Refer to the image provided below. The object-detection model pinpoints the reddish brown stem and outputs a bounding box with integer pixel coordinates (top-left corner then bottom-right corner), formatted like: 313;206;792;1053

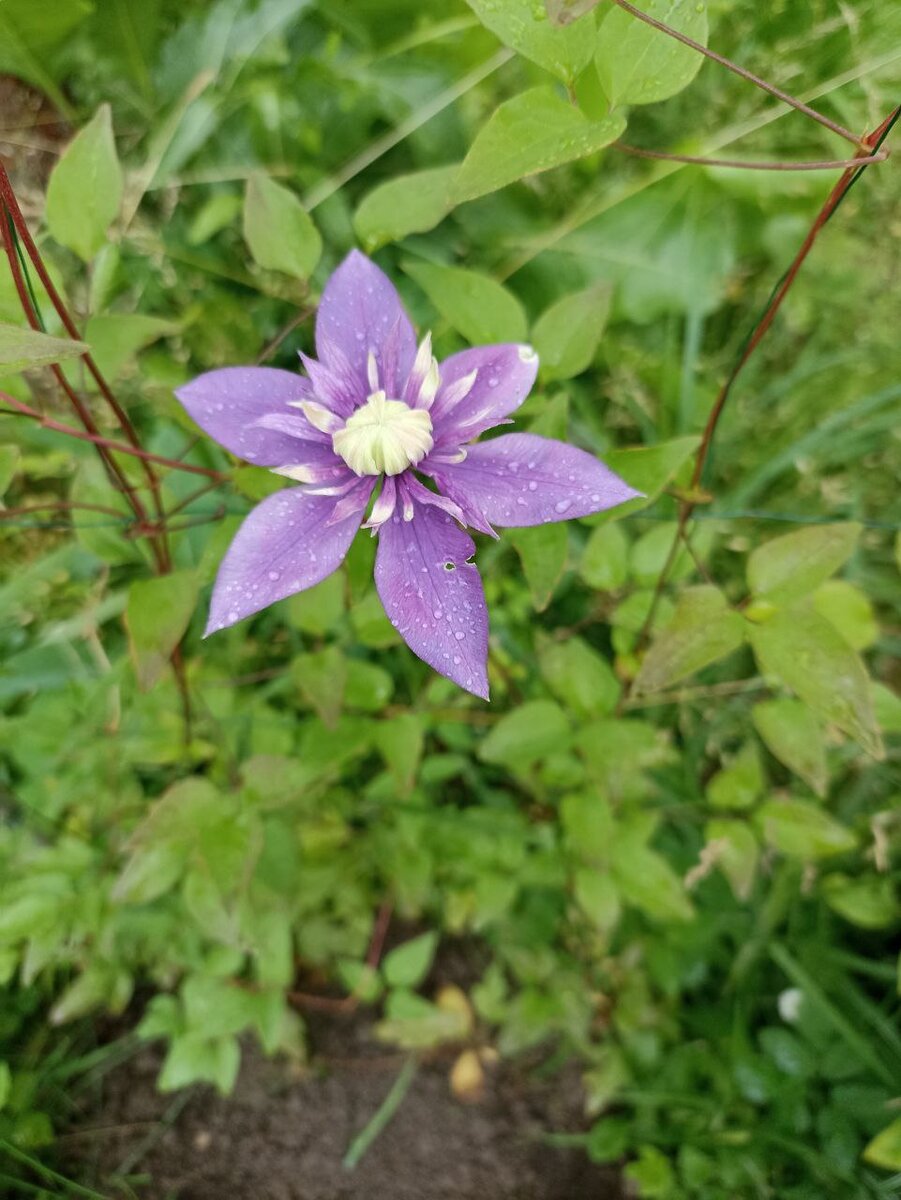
0;162;171;566
3;391;228;480
610;0;863;148
614;142;888;172
628;110;897;661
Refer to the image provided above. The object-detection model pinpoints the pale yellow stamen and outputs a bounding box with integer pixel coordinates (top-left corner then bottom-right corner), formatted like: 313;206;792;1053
332;390;434;477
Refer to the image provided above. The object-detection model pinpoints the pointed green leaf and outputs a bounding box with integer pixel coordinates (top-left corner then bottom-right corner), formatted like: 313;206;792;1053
752;698;828;797
244;172;322;281
46;104;123;262
404;260;527;344
813;579;878;651
574;868;620;931
635;585;746;694
354;165;457;251
509;522;569;610
579;521;629;591
704;819;759;901
453;87;625;205
707;743;763;811
465;0;597;82
749;607;881;757
0;323;88;373
84;313;177;382
479;700;571;767
532;283;612;382
596;0;708;107
378;713;425;793
539;636;620;717
864;1117;901;1171
595;435;700;521
293;645;347;728
612;837;694;922
125;569;199;690
756;799;857;860
747;522;861;605
382;932;439;990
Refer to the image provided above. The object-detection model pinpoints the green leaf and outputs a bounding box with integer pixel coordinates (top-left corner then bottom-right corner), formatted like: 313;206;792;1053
84;313;177;382
479;700;571;767
403;260;527;344
286;572;345;636
704;819;759;901
0;323;88;373
382;932;439;990
813;579;878;651
508;523;568;610
344;660;394;712
746;522;861;605
596;0;708;107
0;1061;11;1110
579;522;629;591
748;607;881;758
45;104;123;262
354;165;457;251
612;834;694;922
635;585;746;694
243;172;322;281
539;636;620;717
532;284;612;382
0;444;19;496
756;799;857;860
293;645;347;728
159;1032;240;1095
573;867;620;931
464;0;597;82
597;435;700;520
561;792;615;861
821;873;900;930
751;698;828;797
864;1117;901;1171
378;713;425;793
707;743;763;812
125;570;199;690
452;87;625;205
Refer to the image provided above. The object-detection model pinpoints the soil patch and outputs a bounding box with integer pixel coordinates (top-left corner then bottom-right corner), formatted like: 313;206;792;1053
65;1012;622;1200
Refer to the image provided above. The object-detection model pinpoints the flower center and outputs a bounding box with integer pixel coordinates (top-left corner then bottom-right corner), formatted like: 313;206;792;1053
332;390;434;477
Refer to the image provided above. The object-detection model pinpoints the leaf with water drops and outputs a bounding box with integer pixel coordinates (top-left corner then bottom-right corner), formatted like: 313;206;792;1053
452;87;625;205
465;0;597;83
596;0;708;108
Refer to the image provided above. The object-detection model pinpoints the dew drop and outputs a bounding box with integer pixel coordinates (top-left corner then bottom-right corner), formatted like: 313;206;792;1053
554;499;572;514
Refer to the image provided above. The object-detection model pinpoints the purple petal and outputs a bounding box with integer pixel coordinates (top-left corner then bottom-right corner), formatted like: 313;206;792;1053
299;351;359;418
375;506;489;699
316;250;417;396
175;367;314;466
429;433;640;528
429;344;538;447
206;486;370;634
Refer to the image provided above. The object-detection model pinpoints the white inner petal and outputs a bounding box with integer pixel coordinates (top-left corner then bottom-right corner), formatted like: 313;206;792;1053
332;390;434;477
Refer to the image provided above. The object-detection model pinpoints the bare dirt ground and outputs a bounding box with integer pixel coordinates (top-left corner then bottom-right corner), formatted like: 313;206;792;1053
65;1011;622;1200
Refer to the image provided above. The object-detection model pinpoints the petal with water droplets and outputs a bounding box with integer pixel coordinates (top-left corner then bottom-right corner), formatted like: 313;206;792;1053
430;433;640;528
175;367;315;466
316;250;417;397
206;484;370;634
375;506;489;699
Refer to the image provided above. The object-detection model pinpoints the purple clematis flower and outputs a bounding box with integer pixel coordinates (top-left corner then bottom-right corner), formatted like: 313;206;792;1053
175;251;638;699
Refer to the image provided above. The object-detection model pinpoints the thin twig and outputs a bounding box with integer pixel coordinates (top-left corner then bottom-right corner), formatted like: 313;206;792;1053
2;391;228;481
611;0;864;148
0;163;172;567
614;141;888;172
257;305;315;364
629;106;899;659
